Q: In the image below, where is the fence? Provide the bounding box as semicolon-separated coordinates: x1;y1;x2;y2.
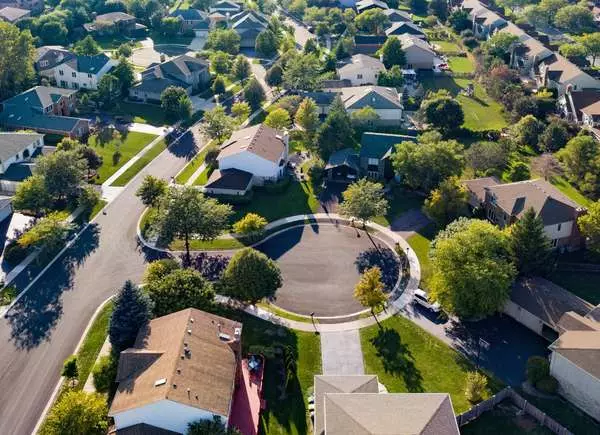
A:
456;387;574;435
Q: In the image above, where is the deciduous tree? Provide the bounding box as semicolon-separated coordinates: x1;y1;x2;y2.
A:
295;97;319;141
161;86;193;121
41;391;108;435
315;96;354;159
354;266;387;324
18;211;72;258
423;176;469;227
233;213;268;237
35;150;86;202
200;105;235;142
578;200;600;254
12;174;51;216
264;107;291;130
355;9;389;34
74;35;101;55
147;268;215;316
243;77;266;111
380;37;405;68
338;179;388;226
282;53;322;90
205;28;241;54
0;21;36;99
136;175;167;208
256;29;279;57
232;54;251;81
62;355;79;387
421;96;464;134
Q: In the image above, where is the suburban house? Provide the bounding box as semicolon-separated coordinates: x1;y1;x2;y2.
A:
558;88;600;125
463;177;586;250
209;0;242;14
168;9;210;36
337;86;403;125
0;6;29;22
129;55;210;103
461;0;507;38
109;308;243;434
382;8;412;23
501;22;553;77
538;54;600;96
0;86;90;138
230;9;268;48
355;0;388;13
49;53;116;91
0;133;44;175
2;0;42;12
204;124;289;195
337;54;385;86
324;148;360;182
35;46;76;80
397;35;436;70
548;314;600;420
84;12;147;36
385;21;426;39
314;375;460;435
353;35;387;55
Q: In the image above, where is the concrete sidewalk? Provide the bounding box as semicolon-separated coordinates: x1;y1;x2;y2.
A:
321;330;365;375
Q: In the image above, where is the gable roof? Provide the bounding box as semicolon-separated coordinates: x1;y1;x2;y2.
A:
397;34;435;54
2;86;76;110
205;168;253;191
550;330;600;380
0;6;29;22
338;86;402;110
95;11;135;23
463;176;500;204
109;308;242;417
354;34;388;45
137;55;208;93
231;9;268;27
35;46;75;71
541;54;600;86
325;148;360;172
557;311;600;334
324;393;460;434
211;0;242;10
565;89;600;121
0;132;43;162
218;124;286;164
338;54;385;75
169;8;207;21
360;132;415;159
356;0;389;12
385;21;425;37
383;8;412;22
72;53;111;74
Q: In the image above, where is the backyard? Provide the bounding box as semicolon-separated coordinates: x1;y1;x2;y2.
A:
461;404;553;435
371;188;425;227
448;56;476;74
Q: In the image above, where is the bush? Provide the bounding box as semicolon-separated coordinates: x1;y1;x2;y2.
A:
204;145;220;167
526;356;550;384
0;285;17;306
92;355;117;393
185;252;230;281
3;239;29;265
535;376;558;395
462;36;479;49
465;371;488;403
460;29;474;38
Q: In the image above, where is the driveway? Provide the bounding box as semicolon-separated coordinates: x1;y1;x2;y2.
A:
321;330;365;375
390;209;431;239
282;14;313;49
130;44;193;68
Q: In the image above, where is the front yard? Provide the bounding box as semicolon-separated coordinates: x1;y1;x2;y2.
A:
111;139;167;186
448;56;476;74
406;223;437;288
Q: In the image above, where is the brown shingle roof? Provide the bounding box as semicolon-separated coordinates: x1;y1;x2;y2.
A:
463;176;500;204
218;124;286;164
109;308;241;418
557;311;600;334
551;330;600;379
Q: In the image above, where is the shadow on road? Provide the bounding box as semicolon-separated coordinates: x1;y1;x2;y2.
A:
355;246;400;293
167;131;198;159
5;224;100;350
255;225;304;261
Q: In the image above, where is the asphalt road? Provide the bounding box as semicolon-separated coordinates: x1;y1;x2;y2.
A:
0;129;200;435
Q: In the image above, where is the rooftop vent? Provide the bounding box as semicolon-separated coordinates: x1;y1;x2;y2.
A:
190;318;194;323
154;378;167;387
187;329;192;335
184;348;192;357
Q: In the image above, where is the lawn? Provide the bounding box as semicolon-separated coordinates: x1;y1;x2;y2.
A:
111;139;167;186
114;101;167;126
548;175;593;207
461;405;553;435
448;56;475;74
87;131;157;184
174;141;214;184
360;315;502;414
431;40;462;53
406;223;437;288
192;166;213;186
420;76;507;131
371;188;424;227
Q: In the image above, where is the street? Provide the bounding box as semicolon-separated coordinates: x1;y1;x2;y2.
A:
0;129;201;435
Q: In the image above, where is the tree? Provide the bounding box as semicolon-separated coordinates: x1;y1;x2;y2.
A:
112;58;135;94
233;213;268;237
0;21;36;99
422;96;464;134
161;86;193;121
350;106;380;129
156;186;232;262
465;141;507;176
78;185;100;211
187;416;242;435
579;32;600;66
559;43;588;65
222;248;282;303
136;175;167;208
35;150;86;202
380;37;405;68
556;135;599;187
554;5;594;34
41;391;108;435
355;9;389;34
200;105;235;142
392;133;464;191
147;268;215;316
116;42;133;58
109;280;154;353
448;9;470;32
18;211;72;257
505;160;531;182
74;35;101;55
482;32;519;59
377;64;404;87
264;107;291;130
315;96;354;159
508;208;552;276
12;174;51;216
282;53;322;90
62;355;79;387
265;63;283;87
144;258;181;284
354;266;387;324
512;114;544;149
205;28;241;54
231;101;251;122
97;74;121;105
465;372;488;403
243;77;265;111
295;97;319;141
423;177;468;227
256;29;279;57
210;51;231;74
92;355;116;394
429;219;517;318
578;201;600;254
78;146;103;179
212;75;226;95
410;0;427;14
428;0;448;21
338;179;388;227
232;54;251;81
161;16;181;36
304;38;319;55
531;153;561;181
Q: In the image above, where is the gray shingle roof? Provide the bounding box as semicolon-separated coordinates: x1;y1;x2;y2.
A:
0;6;29;22
0;133;42;163
360;132;415;159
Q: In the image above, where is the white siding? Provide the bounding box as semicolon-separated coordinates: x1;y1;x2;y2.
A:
112;399;226;434
544;221;573;241
54;59;116;90
347;108;402;125
404;46;435;70
550;352;600;420
338;67;381;86
503;300;544;335
0;137;43;174
218;150;284;182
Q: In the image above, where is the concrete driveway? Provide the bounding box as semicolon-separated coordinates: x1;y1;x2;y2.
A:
321;330;365;375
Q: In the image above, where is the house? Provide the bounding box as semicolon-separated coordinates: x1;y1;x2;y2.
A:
35;46;76;80
501;22;553;77
353;35;387;55
230;9;268;48
0;86;90;138
0;132;44;175
168;9;210;36
204;124;289;195
385;21;426;39
337;86;403;125
355;0;388;13
50;53;116;91
295;91;337;116
0;6;29;23
538;54;600;96
397;34;436;70
0;0;41;13
84;12;147;36
461;0;507;38
463;177;586;250
324;148;360;182
209;0;242;14
558;88;600;124
337;54;385;86
314;375;460;435
129;55;210;103
109;308;242;434
504;277;594;340
382;8;413;23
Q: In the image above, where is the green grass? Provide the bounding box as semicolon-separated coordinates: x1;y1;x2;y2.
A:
257;302;313;323
84;200;108;222
406;223;437;288
88;131;157;184
175;141;214;184
111;139;167;186
81;101;167;127
448;56;475;73
360;315;502;414
148;30;194;45
461;406;553;435
192;166;213;186
431;40;462;53
548;175;593;207
371;188;424;227
95;35;143;50
420;76;507;131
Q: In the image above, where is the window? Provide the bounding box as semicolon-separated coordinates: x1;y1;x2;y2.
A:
551;239;558;248
59;70;64;76
367;158;379;166
557;223;562;231
88;73;92;78
40;60;48;67
72;72;76;78
72;82;78;89
357;74;363;79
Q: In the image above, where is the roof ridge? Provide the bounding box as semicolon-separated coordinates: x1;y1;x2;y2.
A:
326;394;374;434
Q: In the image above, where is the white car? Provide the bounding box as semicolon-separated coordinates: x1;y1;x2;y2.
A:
412;289;441;313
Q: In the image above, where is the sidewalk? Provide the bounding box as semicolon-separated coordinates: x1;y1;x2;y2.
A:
83;337;111;393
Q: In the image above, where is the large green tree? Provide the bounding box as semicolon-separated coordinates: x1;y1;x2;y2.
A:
112;58;135;94
232;55;251;81
18;211;72;258
380;37;405;68
338;178;389;226
423;176;469;227
187;416;242;435
161;86;193;121
554;5;594;34
509;208;553;276
578;200;600;254
41;391;108;435
222;247;282;303
109;280;154;353
556;134;599;193
315;96;354;159
0;21;35;99
12;174;51;216
282;53;322;91
74;35;101;55
295;97;319;142
421;96;464;134
355;9;389;34
205;28;241;54
136;175;168;208
244;77;266;111
200;105;235;142
354;266;387;325
35;150;86;202
264;107;291;131
256;29;279;57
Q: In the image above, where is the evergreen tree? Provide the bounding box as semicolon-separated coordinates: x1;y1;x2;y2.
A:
315;96;354;159
109;280;154;353
509;208;553;276
243;78;266;110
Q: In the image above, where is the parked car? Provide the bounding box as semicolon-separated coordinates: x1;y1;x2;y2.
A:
412;289;441;313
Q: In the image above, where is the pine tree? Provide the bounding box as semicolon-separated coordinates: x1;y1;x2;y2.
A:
109;280;154;353
315;96;354;160
509;208;553;276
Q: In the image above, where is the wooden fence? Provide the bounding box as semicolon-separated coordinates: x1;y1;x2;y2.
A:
456;387;574;435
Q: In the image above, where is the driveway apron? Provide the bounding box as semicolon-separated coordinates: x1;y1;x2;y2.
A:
321;330;365;375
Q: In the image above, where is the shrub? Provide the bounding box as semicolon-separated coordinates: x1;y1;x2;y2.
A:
186;252;230;281
465;371;488;403
0;285;17;306
462;36;479;49
535;376;558;395
204;145;220;167
526;356;550;384
3;239;29;265
92;355;117;393
460;29;474;38
62;355;79;387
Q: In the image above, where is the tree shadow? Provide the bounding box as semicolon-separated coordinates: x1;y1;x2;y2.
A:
5;224;100;350
355;246;400;292
370;327;423;392
167;130;199;159
255;225;305;261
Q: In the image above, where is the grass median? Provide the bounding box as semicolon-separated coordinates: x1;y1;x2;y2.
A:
111;139;167;187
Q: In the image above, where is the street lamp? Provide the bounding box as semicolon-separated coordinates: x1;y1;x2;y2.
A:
310;312;317;334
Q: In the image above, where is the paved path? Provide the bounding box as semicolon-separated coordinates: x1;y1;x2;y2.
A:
321;330;364;375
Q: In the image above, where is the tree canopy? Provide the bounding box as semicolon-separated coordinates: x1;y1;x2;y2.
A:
315;96;354;159
205;28;241;54
109;280;154;353
578;200;600;254
508;208;552;276
354;266;387;321
338;179;388;224
0;21;35;100
41;391;108;435
423;176;469;227
380;37;405;68
161;86;193;121
136;175;168;208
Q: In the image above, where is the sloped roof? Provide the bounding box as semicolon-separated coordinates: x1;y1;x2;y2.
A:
95;11;135;23
139;55;208;92
218;124;286;164
354;34;388;45
356;0;389;12
566;89;600;121
385;21;425;37
109;308;242;417
325;148;360;172
550;330;600;379
397;34;435;54
338;86;402;110
463;176;501;203
0;6;29;22
35;46;75;71
557;311;600;334
0;133;43;162
360;132;415;159
70;53;111;74
541;54;599;86
231;9;268;28
383;8;412;22
169;8;207;21
205;168;253;191
2;86;76;109
338;54;385;75
211;0;242;10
